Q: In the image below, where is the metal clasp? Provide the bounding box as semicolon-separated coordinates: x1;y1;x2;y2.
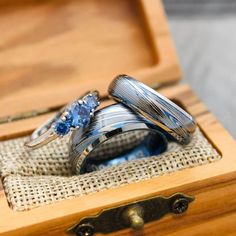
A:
67;193;194;236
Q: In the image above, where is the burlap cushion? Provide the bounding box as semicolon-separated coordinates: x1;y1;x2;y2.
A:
0;128;221;211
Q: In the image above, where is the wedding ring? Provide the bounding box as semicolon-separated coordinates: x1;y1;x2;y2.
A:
108;75;196;144
69;103;168;174
25;91;100;149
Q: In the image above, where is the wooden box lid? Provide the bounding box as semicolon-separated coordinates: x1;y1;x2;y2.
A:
0;0;181;124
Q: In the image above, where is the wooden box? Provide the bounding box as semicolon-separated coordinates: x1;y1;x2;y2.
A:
0;0;236;235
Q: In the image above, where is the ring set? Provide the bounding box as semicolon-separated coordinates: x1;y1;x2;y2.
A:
26;75;196;174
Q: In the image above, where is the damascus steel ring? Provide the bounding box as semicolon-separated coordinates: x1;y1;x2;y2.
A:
108;75;196;144
25;91;100;149
69;103;168;174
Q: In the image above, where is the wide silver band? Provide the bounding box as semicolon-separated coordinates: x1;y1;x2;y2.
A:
25;91;99;149
69;103;168;174
108;75;196;144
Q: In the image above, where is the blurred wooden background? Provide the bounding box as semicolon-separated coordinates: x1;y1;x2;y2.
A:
164;0;236;138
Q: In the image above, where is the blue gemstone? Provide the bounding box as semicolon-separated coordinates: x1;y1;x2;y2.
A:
54;120;70;136
69;103;90;128
84;95;98;110
69;103;80;128
77;104;91;126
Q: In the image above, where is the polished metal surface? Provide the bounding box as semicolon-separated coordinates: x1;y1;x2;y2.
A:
69;103;168;174
108;75;196;144
25;91;99;149
123;205;144;230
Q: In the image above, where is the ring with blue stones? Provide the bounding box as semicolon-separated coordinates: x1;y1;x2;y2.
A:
25;91;100;149
108;75;196;144
69;103;168;174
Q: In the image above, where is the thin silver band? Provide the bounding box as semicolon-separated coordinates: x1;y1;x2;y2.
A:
25;91;99;149
69;103;168;174
108;75;196;144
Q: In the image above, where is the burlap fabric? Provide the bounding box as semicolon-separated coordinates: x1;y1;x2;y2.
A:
0;128;221;211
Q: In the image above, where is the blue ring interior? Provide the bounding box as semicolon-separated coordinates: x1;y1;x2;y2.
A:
80;129;169;174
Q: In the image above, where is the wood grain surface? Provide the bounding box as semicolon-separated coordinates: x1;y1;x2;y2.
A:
0;0;180;119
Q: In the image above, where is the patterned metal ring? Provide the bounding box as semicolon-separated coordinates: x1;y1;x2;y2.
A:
108;75;196;144
69;103;168;174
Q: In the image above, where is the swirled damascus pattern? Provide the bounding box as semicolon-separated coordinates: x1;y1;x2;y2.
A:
69;103;167;174
108;75;196;144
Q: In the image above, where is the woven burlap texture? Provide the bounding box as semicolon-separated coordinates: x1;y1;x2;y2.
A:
0;128;221;211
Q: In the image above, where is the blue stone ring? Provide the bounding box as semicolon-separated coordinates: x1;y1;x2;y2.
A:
25;91;100;149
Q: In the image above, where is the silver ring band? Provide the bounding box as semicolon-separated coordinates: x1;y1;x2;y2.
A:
108;75;196;144
25;91;100;149
69;103;168;174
